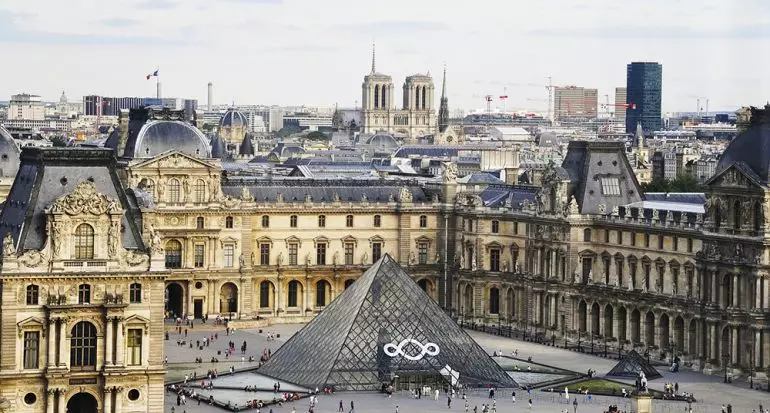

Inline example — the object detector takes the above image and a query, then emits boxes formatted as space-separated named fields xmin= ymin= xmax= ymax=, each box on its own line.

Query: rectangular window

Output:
xmin=418 ymin=242 xmax=428 ymax=265
xmin=346 ymin=215 xmax=354 ymax=227
xmin=194 ymin=244 xmax=205 ymax=268
xmin=491 ymin=220 xmax=499 ymax=234
xmin=644 ymin=233 xmax=650 ymax=248
xmin=373 ymin=215 xmax=381 ymax=227
xmin=344 ymin=242 xmax=354 ymax=265
xmin=372 ymin=242 xmax=382 ymax=263
xmin=318 ymin=215 xmax=326 ymax=227
xmin=658 ymin=235 xmax=664 ymax=250
xmin=514 ymin=222 xmax=519 ymax=234
xmin=687 ymin=238 xmax=693 ymax=253
xmin=223 ymin=244 xmax=234 ymax=267
xmin=673 ymin=236 xmax=678 ymax=251
xmin=490 ymin=249 xmax=500 ymax=272
xmin=23 ymin=331 xmax=39 ymax=369
xmin=617 ymin=231 xmax=623 ymax=245
xmin=316 ymin=243 xmax=327 ymax=265
xmin=129 ymin=283 xmax=142 ymax=304
xmin=420 ymin=215 xmax=428 ymax=228
xmin=127 ymin=329 xmax=142 ymax=366
xmin=631 ymin=232 xmax=637 ymax=246
xmin=78 ymin=284 xmax=91 ymax=304
xmin=260 ymin=244 xmax=270 ymax=266
xmin=288 ymin=243 xmax=298 ymax=266
xmin=290 ymin=215 xmax=298 ymax=228
xmin=604 ymin=229 xmax=610 ymax=243
xmin=600 ymin=177 xmax=621 ymax=196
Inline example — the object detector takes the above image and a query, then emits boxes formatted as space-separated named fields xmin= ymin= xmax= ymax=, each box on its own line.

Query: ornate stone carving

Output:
xmin=51 ymin=221 xmax=65 ymax=258
xmin=276 ymin=192 xmax=284 ymax=203
xmin=568 ymin=195 xmax=579 ymax=215
xmin=2 ymin=232 xmax=15 ymax=257
xmin=443 ymin=162 xmax=458 ymax=183
xmin=362 ymin=251 xmax=369 ymax=265
xmin=18 ymin=250 xmax=45 ymax=268
xmin=240 ymin=187 xmax=254 ymax=202
xmin=221 ymin=196 xmax=241 ymax=209
xmin=208 ymin=178 xmax=220 ymax=201
xmin=277 ymin=252 xmax=284 ymax=266
xmin=121 ymin=250 xmax=149 ymax=267
xmin=333 ymin=192 xmax=340 ymax=202
xmin=148 ymin=224 xmax=163 ymax=255
xmin=399 ymin=187 xmax=413 ymax=203
xmin=108 ymin=219 xmax=120 ymax=258
xmin=49 ymin=181 xmax=119 ymax=215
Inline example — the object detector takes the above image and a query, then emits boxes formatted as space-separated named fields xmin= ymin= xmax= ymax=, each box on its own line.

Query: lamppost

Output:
xmin=722 ymin=353 xmax=730 ymax=383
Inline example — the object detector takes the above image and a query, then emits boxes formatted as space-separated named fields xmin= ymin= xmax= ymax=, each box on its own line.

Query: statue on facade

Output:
xmin=2 ymin=232 xmax=15 ymax=257
xmin=435 ymin=252 xmax=441 ymax=265
xmin=503 ymin=259 xmax=509 ymax=273
xmin=157 ymin=181 xmax=165 ymax=199
xmin=108 ymin=219 xmax=120 ymax=257
xmin=515 ymin=261 xmax=521 ymax=273
xmin=238 ymin=253 xmax=245 ymax=269
xmin=362 ymin=251 xmax=369 ymax=265
xmin=305 ymin=252 xmax=311 ymax=266
xmin=443 ymin=162 xmax=458 ymax=183
xmin=333 ymin=251 xmax=339 ymax=266
xmin=471 ymin=253 xmax=478 ymax=271
xmin=672 ymin=283 xmax=677 ymax=296
xmin=409 ymin=252 xmax=416 ymax=266
xmin=460 ymin=252 xmax=466 ymax=269
xmin=399 ymin=187 xmax=413 ymax=203
xmin=611 ymin=272 xmax=619 ymax=287
xmin=573 ymin=271 xmax=581 ymax=284
xmin=277 ymin=252 xmax=284 ymax=266
xmin=588 ymin=269 xmax=594 ymax=283
xmin=627 ymin=276 xmax=634 ymax=291
xmin=209 ymin=178 xmax=220 ymax=201
xmin=149 ymin=224 xmax=162 ymax=254
xmin=183 ymin=179 xmax=190 ymax=198
xmin=52 ymin=222 xmax=64 ymax=258
xmin=654 ymin=279 xmax=661 ymax=293
xmin=251 ymin=251 xmax=257 ymax=267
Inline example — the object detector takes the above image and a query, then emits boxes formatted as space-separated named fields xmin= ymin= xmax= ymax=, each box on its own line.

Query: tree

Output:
xmin=304 ymin=131 xmax=329 ymax=141
xmin=51 ymin=136 xmax=68 ymax=147
xmin=641 ymin=175 xmax=704 ymax=193
xmin=274 ymin=125 xmax=302 ymax=138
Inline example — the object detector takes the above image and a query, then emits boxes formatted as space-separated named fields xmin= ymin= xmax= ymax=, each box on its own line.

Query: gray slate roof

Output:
xmin=0 ymin=147 xmax=145 ymax=254
xmin=714 ymin=107 xmax=770 ymax=184
xmin=221 ymin=178 xmax=428 ymax=203
xmin=0 ymin=126 xmax=21 ymax=178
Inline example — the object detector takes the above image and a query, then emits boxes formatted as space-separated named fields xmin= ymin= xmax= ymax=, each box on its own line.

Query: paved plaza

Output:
xmin=163 ymin=322 xmax=769 ymax=413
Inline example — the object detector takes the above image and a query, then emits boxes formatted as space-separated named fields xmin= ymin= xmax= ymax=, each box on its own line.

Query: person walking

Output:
xmin=350 ymin=400 xmax=355 ymax=413
xmin=528 ymin=398 xmax=532 ymax=409
xmin=448 ymin=395 xmax=452 ymax=408
xmin=339 ymin=400 xmax=344 ymax=412
xmin=512 ymin=390 xmax=516 ymax=403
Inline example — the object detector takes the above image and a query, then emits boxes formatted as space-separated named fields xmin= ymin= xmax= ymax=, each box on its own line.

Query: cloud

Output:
xmin=337 ymin=20 xmax=449 ymax=34
xmin=134 ymin=0 xmax=178 ymax=8
xmin=527 ymin=24 xmax=770 ymax=40
xmin=101 ymin=18 xmax=139 ymax=28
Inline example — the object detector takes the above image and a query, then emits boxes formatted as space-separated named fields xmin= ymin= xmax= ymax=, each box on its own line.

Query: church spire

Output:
xmin=438 ymin=64 xmax=449 ymax=133
xmin=371 ymin=41 xmax=376 ymax=73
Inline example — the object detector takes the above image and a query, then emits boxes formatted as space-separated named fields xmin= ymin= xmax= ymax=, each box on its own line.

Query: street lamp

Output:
xmin=722 ymin=353 xmax=730 ymax=383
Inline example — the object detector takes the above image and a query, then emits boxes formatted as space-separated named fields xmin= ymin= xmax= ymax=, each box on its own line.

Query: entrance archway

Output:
xmin=630 ymin=309 xmax=640 ymax=343
xmin=688 ymin=319 xmax=697 ymax=355
xmin=590 ymin=303 xmax=600 ymax=336
xmin=463 ymin=285 xmax=473 ymax=314
xmin=165 ymin=283 xmax=184 ymax=317
xmin=604 ymin=305 xmax=614 ymax=339
xmin=645 ymin=311 xmax=656 ymax=346
xmin=617 ymin=307 xmax=627 ymax=342
xmin=220 ymin=282 xmax=238 ymax=314
xmin=660 ymin=314 xmax=670 ymax=349
xmin=67 ymin=392 xmax=98 ymax=413
xmin=578 ymin=300 xmax=587 ymax=332
xmin=674 ymin=316 xmax=685 ymax=353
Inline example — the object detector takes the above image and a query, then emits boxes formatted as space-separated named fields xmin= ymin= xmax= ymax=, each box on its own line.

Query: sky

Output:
xmin=0 ymin=0 xmax=769 ymax=114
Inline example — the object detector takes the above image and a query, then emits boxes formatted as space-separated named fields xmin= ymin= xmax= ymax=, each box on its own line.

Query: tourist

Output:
xmin=435 ymin=389 xmax=440 ymax=400
xmin=448 ymin=395 xmax=452 ymax=408
xmin=350 ymin=400 xmax=355 ymax=413
xmin=339 ymin=400 xmax=344 ymax=412
xmin=465 ymin=399 xmax=469 ymax=412
xmin=528 ymin=399 xmax=532 ymax=409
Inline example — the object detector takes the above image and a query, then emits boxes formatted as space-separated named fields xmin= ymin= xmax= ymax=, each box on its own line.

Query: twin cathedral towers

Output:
xmin=360 ymin=45 xmax=449 ymax=141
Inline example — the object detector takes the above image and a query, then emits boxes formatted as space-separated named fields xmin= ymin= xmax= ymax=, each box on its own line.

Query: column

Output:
xmin=105 ymin=316 xmax=113 ymax=365
xmin=114 ymin=388 xmax=123 ymax=413
xmin=276 ymin=277 xmax=283 ymax=313
xmin=711 ymin=270 xmax=718 ymax=303
xmin=58 ymin=318 xmax=67 ymax=367
xmin=755 ymin=330 xmax=762 ymax=370
xmin=709 ymin=323 xmax=717 ymax=362
xmin=733 ymin=274 xmax=739 ymax=308
xmin=56 ymin=389 xmax=66 ymax=413
xmin=103 ymin=387 xmax=113 ymax=413
xmin=757 ymin=277 xmax=762 ymax=309
xmin=115 ymin=318 xmax=124 ymax=366
xmin=732 ymin=326 xmax=738 ymax=365
xmin=304 ymin=276 xmax=310 ymax=312
xmin=46 ymin=389 xmax=55 ymax=413
xmin=47 ymin=318 xmax=57 ymax=367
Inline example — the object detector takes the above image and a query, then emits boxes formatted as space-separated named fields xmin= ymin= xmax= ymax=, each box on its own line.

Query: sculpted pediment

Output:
xmin=131 ymin=151 xmax=220 ymax=172
xmin=48 ymin=181 xmax=121 ymax=216
xmin=708 ymin=164 xmax=761 ymax=190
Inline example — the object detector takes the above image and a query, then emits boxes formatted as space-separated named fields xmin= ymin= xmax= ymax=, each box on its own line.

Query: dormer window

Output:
xmin=74 ymin=224 xmax=94 ymax=259
xmin=600 ymin=177 xmax=621 ymax=196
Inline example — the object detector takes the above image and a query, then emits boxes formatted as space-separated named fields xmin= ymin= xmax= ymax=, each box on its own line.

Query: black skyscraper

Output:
xmin=625 ymin=62 xmax=662 ymax=134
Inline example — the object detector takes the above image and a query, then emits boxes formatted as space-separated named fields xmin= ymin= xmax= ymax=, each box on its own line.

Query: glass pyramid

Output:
xmin=258 ymin=254 xmax=517 ymax=391
xmin=606 ymin=350 xmax=662 ymax=380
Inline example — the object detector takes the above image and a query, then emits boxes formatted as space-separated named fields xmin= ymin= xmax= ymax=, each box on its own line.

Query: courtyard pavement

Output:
xmin=163 ymin=322 xmax=769 ymax=413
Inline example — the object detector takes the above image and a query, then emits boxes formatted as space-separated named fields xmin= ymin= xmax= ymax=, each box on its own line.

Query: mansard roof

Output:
xmin=220 ymin=178 xmax=429 ymax=203
xmin=0 ymin=147 xmax=145 ymax=254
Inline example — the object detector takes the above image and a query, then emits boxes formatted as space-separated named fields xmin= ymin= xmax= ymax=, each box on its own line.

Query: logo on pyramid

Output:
xmin=258 ymin=254 xmax=516 ymax=390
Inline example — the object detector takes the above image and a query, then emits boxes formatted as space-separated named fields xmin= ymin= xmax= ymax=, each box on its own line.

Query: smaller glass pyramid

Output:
xmin=258 ymin=255 xmax=517 ymax=390
xmin=606 ymin=350 xmax=662 ymax=380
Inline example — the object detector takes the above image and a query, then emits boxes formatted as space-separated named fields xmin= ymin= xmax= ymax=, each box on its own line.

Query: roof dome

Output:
xmin=133 ymin=121 xmax=211 ymax=158
xmin=365 ymin=133 xmax=398 ymax=148
xmin=0 ymin=126 xmax=20 ymax=178
xmin=220 ymin=108 xmax=249 ymax=128
xmin=210 ymin=136 xmax=227 ymax=159
xmin=716 ymin=105 xmax=770 ymax=183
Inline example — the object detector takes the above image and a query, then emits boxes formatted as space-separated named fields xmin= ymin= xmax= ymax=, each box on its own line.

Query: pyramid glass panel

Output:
xmin=258 ymin=255 xmax=516 ymax=390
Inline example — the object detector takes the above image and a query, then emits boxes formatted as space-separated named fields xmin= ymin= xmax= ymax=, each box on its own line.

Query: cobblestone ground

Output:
xmin=163 ymin=322 xmax=768 ymax=413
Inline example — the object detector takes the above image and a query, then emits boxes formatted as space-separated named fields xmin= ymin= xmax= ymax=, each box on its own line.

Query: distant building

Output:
xmin=614 ymin=87 xmax=627 ymax=121
xmin=695 ymin=155 xmax=719 ymax=182
xmin=8 ymin=93 xmax=45 ymax=121
xmin=652 ymin=150 xmax=677 ymax=181
xmin=625 ymin=62 xmax=662 ymax=134
xmin=553 ymin=86 xmax=598 ymax=121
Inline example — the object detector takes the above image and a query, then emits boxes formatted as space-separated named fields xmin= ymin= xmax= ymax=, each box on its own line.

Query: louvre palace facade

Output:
xmin=1 ymin=105 xmax=770 ymax=411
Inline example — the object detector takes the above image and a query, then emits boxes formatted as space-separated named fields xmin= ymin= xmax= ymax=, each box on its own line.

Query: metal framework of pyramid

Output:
xmin=258 ymin=255 xmax=517 ymax=391
xmin=606 ymin=350 xmax=662 ymax=380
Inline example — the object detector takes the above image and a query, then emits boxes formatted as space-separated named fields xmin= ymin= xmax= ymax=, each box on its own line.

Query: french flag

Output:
xmin=146 ymin=69 xmax=159 ymax=80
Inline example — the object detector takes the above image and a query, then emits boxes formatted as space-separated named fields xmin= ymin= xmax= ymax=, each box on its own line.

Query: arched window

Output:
xmin=583 ymin=228 xmax=592 ymax=242
xmin=316 ymin=280 xmax=329 ymax=307
xmin=26 ymin=284 xmax=39 ymax=305
xmin=165 ymin=240 xmax=182 ymax=269
xmin=421 ymin=85 xmax=427 ymax=110
xmin=734 ymin=200 xmax=742 ymax=230
xmin=380 ymin=84 xmax=386 ymax=108
xmin=196 ymin=217 xmax=204 ymax=229
xmin=78 ymin=284 xmax=91 ymax=304
xmin=373 ymin=215 xmax=381 ymax=227
xmin=225 ymin=216 xmax=234 ymax=229
xmin=374 ymin=85 xmax=380 ymax=109
xmin=194 ymin=179 xmax=206 ymax=203
xmin=288 ymin=280 xmax=299 ymax=307
xmin=70 ymin=321 xmax=97 ymax=370
xmin=74 ymin=224 xmax=94 ymax=259
xmin=489 ymin=287 xmax=500 ymax=314
xmin=129 ymin=282 xmax=142 ymax=303
xmin=168 ymin=179 xmax=180 ymax=203
xmin=261 ymin=215 xmax=270 ymax=228
xmin=415 ymin=86 xmax=421 ymax=110
xmin=259 ymin=281 xmax=271 ymax=308
xmin=714 ymin=207 xmax=722 ymax=231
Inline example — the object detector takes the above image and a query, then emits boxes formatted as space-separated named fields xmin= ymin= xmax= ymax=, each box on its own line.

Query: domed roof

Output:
xmin=133 ymin=121 xmax=211 ymax=159
xmin=365 ymin=133 xmax=398 ymax=148
xmin=0 ymin=126 xmax=20 ymax=178
xmin=716 ymin=105 xmax=770 ymax=183
xmin=220 ymin=108 xmax=249 ymax=128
